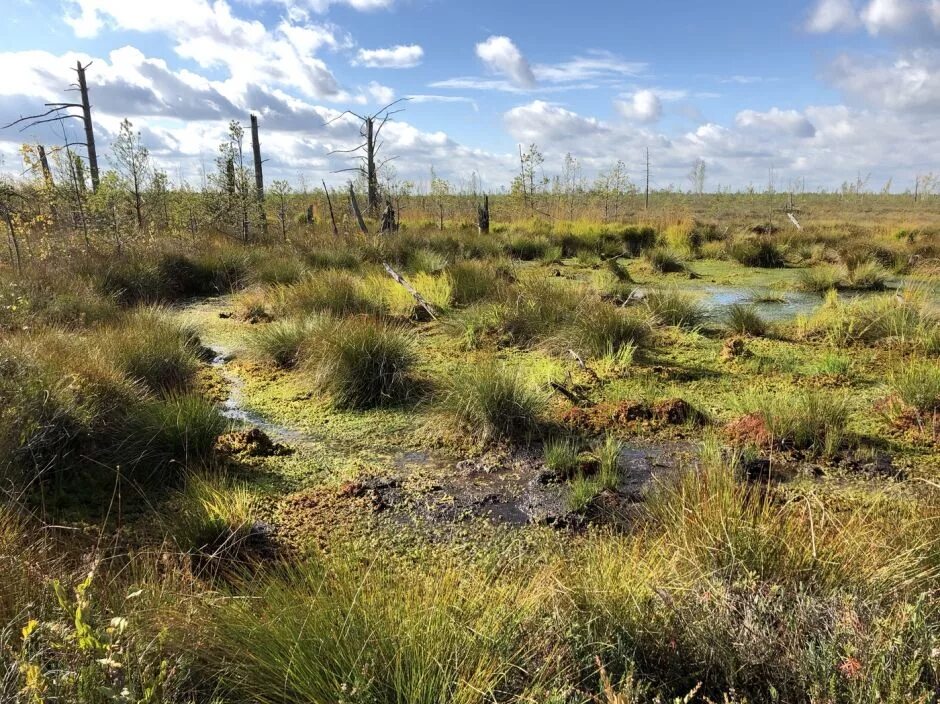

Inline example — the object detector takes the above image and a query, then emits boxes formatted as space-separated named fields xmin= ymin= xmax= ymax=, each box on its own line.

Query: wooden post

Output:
xmin=645 ymin=147 xmax=650 ymax=210
xmin=439 ymin=202 xmax=444 ymax=231
xmin=323 ymin=181 xmax=338 ymax=235
xmin=305 ymin=205 xmax=314 ymax=225
xmin=349 ymin=182 xmax=368 ymax=234
xmin=75 ymin=61 xmax=99 ymax=193
xmin=250 ymin=114 xmax=267 ymax=235
xmin=365 ymin=117 xmax=379 ymax=216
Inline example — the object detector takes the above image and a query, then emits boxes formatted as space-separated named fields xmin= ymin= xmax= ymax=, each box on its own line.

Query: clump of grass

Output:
xmin=444 ymin=362 xmax=545 ymax=440
xmin=738 ymin=389 xmax=852 ymax=457
xmin=506 ymin=234 xmax=550 ymax=261
xmin=814 ymin=351 xmax=852 ymax=376
xmin=595 ymin=433 xmax=622 ymax=490
xmin=248 ymin=318 xmax=314 ymax=367
xmin=544 ymin=437 xmax=580 ymax=477
xmin=844 ymin=258 xmax=888 ymax=291
xmin=644 ymin=247 xmax=686 ymax=273
xmin=801 ymin=289 xmax=939 ymax=350
xmin=447 ymin=260 xmax=506 ymax=305
xmin=794 ymin=266 xmax=842 ymax=293
xmin=643 ymin=289 xmax=706 ymax=329
xmin=563 ymin=304 xmax=652 ymax=357
xmin=727 ymin=236 xmax=785 ymax=268
xmin=126 ymin=393 xmax=229 ymax=469
xmin=203 ymin=551 xmax=536 ymax=704
xmin=406 ymin=248 xmax=448 ymax=274
xmin=724 ymin=303 xmax=767 ymax=336
xmin=173 ymin=473 xmax=257 ymax=558
xmin=274 ymin=270 xmax=377 ymax=317
xmin=101 ymin=307 xmax=204 ymax=394
xmin=605 ymin=258 xmax=634 ymax=284
xmin=568 ymin=473 xmax=601 ymax=513
xmin=889 ymin=362 xmax=940 ymax=414
xmin=303 ymin=316 xmax=417 ymax=409
xmin=495 ymin=277 xmax=582 ymax=347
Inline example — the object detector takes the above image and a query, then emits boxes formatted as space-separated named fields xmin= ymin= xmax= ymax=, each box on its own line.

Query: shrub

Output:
xmin=248 ymin=318 xmax=315 ymax=367
xmin=620 ymin=226 xmax=657 ymax=256
xmin=644 ymin=247 xmax=685 ymax=273
xmin=303 ymin=316 xmax=417 ymax=409
xmin=724 ymin=303 xmax=767 ymax=336
xmin=643 ymin=289 xmax=706 ymax=329
xmin=544 ymin=437 xmax=580 ymax=477
xmin=444 ymin=362 xmax=545 ymax=440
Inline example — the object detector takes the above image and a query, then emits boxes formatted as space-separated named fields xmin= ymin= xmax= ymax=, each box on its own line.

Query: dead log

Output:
xmin=349 ymin=183 xmax=368 ymax=234
xmin=382 ymin=262 xmax=437 ymax=319
xmin=75 ymin=61 xmax=100 ymax=193
xmin=787 ymin=212 xmax=803 ymax=231
xmin=380 ymin=198 xmax=396 ymax=233
xmin=250 ymin=114 xmax=267 ymax=234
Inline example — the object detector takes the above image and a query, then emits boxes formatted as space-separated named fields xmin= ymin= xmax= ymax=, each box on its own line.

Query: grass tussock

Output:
xmin=644 ymin=247 xmax=686 ymax=274
xmin=724 ymin=303 xmax=767 ymax=336
xmin=643 ymin=288 xmax=706 ymax=329
xmin=444 ymin=362 xmax=546 ymax=440
xmin=737 ymin=389 xmax=852 ymax=457
xmin=563 ymin=304 xmax=653 ymax=358
xmin=303 ymin=316 xmax=418 ymax=409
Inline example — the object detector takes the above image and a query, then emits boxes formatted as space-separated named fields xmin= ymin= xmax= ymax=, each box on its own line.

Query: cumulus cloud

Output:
xmin=807 ymin=0 xmax=859 ymax=32
xmin=861 ymin=0 xmax=921 ymax=33
xmin=615 ymin=90 xmax=662 ymax=123
xmin=475 ymin=36 xmax=536 ymax=89
xmin=504 ymin=100 xmax=605 ymax=143
xmin=827 ymin=50 xmax=940 ymax=111
xmin=354 ymin=44 xmax=423 ymax=68
xmin=735 ymin=107 xmax=817 ymax=138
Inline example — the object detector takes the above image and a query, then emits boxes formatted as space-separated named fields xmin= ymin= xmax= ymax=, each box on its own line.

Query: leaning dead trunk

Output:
xmin=75 ymin=61 xmax=100 ymax=193
xmin=477 ymin=194 xmax=490 ymax=234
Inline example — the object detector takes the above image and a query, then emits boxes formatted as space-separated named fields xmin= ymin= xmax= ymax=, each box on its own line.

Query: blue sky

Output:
xmin=2 ymin=0 xmax=939 ymax=191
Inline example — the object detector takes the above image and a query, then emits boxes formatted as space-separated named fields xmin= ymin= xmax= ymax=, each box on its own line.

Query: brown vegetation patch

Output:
xmin=215 ymin=428 xmax=292 ymax=458
xmin=720 ymin=336 xmax=751 ymax=362
xmin=559 ymin=398 xmax=704 ymax=432
xmin=724 ymin=412 xmax=772 ymax=448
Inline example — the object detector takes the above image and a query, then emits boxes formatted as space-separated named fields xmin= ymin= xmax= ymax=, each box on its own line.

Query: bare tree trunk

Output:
xmin=365 ymin=117 xmax=379 ymax=216
xmin=75 ymin=61 xmax=100 ymax=193
xmin=250 ymin=114 xmax=267 ymax=235
xmin=38 ymin=146 xmax=54 ymax=187
xmin=349 ymin=183 xmax=368 ymax=234
xmin=645 ymin=148 xmax=650 ymax=210
xmin=477 ymin=194 xmax=490 ymax=234
xmin=323 ymin=180 xmax=338 ymax=235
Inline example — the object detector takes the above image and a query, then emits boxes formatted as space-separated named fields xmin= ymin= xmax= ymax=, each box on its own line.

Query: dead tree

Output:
xmin=322 ymin=180 xmax=338 ymax=235
xmin=38 ymin=146 xmax=54 ymax=187
xmin=326 ymin=99 xmax=409 ymax=217
xmin=380 ymin=198 xmax=396 ymax=233
xmin=477 ymin=194 xmax=490 ymax=234
xmin=250 ymin=114 xmax=267 ymax=234
xmin=2 ymin=61 xmax=100 ymax=192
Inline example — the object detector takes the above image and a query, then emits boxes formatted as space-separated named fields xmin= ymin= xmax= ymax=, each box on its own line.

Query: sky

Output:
xmin=0 ymin=0 xmax=938 ymax=193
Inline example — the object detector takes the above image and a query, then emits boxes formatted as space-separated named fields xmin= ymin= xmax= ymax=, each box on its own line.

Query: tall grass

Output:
xmin=303 ymin=316 xmax=418 ymax=409
xmin=248 ymin=317 xmax=315 ymax=367
xmin=643 ymin=289 xmax=706 ymax=329
xmin=444 ymin=362 xmax=546 ymax=440
xmin=724 ymin=303 xmax=767 ymax=336
xmin=889 ymin=361 xmax=940 ymax=413
xmin=736 ymin=389 xmax=852 ymax=457
xmin=563 ymin=304 xmax=652 ymax=357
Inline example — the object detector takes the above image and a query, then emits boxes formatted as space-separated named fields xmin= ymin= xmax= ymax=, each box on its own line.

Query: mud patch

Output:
xmin=216 ymin=428 xmax=293 ymax=458
xmin=559 ymin=398 xmax=706 ymax=432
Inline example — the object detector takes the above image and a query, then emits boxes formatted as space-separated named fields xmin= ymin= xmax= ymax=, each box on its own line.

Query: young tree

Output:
xmin=269 ymin=179 xmax=292 ymax=241
xmin=688 ymin=158 xmax=706 ymax=195
xmin=594 ymin=160 xmax=633 ymax=221
xmin=111 ymin=119 xmax=151 ymax=229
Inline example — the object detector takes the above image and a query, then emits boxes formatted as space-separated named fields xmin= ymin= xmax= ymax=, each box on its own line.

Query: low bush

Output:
xmin=727 ymin=236 xmax=786 ymax=268
xmin=644 ymin=247 xmax=686 ymax=273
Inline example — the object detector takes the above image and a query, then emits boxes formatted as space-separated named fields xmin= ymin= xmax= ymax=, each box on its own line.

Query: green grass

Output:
xmin=795 ymin=265 xmax=842 ymax=293
xmin=727 ymin=236 xmax=786 ymax=268
xmin=724 ymin=303 xmax=767 ymax=336
xmin=173 ymin=473 xmax=258 ymax=559
xmin=444 ymin=362 xmax=546 ymax=440
xmin=737 ymin=389 xmax=852 ymax=457
xmin=248 ymin=317 xmax=315 ymax=367
xmin=889 ymin=361 xmax=940 ymax=413
xmin=544 ymin=437 xmax=580 ymax=477
xmin=563 ymin=303 xmax=652 ymax=357
xmin=303 ymin=316 xmax=418 ymax=409
xmin=644 ymin=247 xmax=686 ymax=274
xmin=643 ymin=289 xmax=706 ymax=329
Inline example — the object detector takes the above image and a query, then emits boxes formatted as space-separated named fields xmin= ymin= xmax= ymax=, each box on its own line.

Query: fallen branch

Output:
xmin=787 ymin=212 xmax=803 ymax=231
xmin=382 ymin=262 xmax=437 ymax=320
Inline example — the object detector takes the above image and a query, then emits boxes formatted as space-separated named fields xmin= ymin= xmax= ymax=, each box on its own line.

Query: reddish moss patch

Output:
xmin=724 ymin=412 xmax=772 ymax=448
xmin=215 ymin=428 xmax=292 ymax=458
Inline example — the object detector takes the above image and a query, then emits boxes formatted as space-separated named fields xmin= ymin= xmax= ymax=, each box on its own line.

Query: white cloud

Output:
xmin=827 ymin=50 xmax=940 ymax=111
xmin=615 ymin=90 xmax=662 ymax=123
xmin=533 ymin=51 xmax=646 ymax=83
xmin=365 ymin=81 xmax=395 ymax=105
xmin=475 ymin=36 xmax=536 ymax=89
xmin=807 ymin=0 xmax=859 ymax=32
xmin=354 ymin=44 xmax=423 ymax=68
xmin=861 ymin=0 xmax=920 ymax=33
xmin=735 ymin=107 xmax=817 ymax=138
xmin=504 ymin=100 xmax=605 ymax=143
